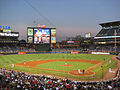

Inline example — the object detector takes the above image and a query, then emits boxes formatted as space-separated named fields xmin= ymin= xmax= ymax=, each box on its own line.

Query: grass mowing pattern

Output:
xmin=0 ymin=54 xmax=117 ymax=80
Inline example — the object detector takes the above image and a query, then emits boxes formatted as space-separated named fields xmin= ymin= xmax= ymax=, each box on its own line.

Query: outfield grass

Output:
xmin=0 ymin=54 xmax=117 ymax=80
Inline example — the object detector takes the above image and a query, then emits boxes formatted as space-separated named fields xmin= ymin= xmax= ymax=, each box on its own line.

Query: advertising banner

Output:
xmin=18 ymin=52 xmax=26 ymax=55
xmin=91 ymin=52 xmax=110 ymax=55
xmin=28 ymin=28 xmax=33 ymax=36
xmin=71 ymin=51 xmax=79 ymax=54
xmin=85 ymin=33 xmax=91 ymax=38
xmin=51 ymin=29 xmax=56 ymax=43
xmin=28 ymin=37 xmax=33 ymax=43
xmin=67 ymin=41 xmax=74 ymax=43
xmin=0 ymin=32 xmax=19 ymax=37
xmin=3 ymin=29 xmax=11 ymax=32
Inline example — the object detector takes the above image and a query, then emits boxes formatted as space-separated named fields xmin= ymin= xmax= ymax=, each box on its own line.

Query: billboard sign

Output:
xmin=0 ymin=25 xmax=10 ymax=30
xmin=51 ymin=29 xmax=56 ymax=43
xmin=3 ymin=29 xmax=11 ymax=33
xmin=71 ymin=51 xmax=78 ymax=54
xmin=28 ymin=28 xmax=33 ymax=36
xmin=0 ymin=32 xmax=19 ymax=37
xmin=67 ymin=41 xmax=74 ymax=43
xmin=18 ymin=52 xmax=26 ymax=55
xmin=85 ymin=33 xmax=91 ymax=38
xmin=28 ymin=36 xmax=33 ymax=43
xmin=91 ymin=52 xmax=110 ymax=55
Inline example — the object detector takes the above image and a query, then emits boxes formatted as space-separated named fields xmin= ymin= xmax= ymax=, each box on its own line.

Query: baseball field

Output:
xmin=0 ymin=54 xmax=117 ymax=80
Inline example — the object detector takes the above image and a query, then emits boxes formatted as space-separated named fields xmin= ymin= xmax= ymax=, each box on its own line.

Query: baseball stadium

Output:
xmin=0 ymin=21 xmax=120 ymax=89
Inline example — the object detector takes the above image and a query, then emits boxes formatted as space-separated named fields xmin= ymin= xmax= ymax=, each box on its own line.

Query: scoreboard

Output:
xmin=27 ymin=27 xmax=56 ymax=44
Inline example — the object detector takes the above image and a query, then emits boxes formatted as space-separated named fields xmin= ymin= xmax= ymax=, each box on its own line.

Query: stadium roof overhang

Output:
xmin=99 ymin=21 xmax=120 ymax=27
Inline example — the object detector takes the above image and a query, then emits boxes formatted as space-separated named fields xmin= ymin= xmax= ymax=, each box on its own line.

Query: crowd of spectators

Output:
xmin=91 ymin=45 xmax=120 ymax=52
xmin=52 ymin=48 xmax=82 ymax=52
xmin=0 ymin=68 xmax=119 ymax=90
xmin=0 ymin=45 xmax=35 ymax=53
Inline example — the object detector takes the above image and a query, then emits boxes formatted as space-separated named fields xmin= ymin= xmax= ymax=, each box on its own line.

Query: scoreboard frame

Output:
xmin=27 ymin=27 xmax=56 ymax=44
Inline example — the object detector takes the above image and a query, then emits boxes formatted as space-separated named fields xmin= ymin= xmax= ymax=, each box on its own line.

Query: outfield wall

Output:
xmin=2 ymin=51 xmax=116 ymax=55
xmin=2 ymin=51 xmax=88 ymax=55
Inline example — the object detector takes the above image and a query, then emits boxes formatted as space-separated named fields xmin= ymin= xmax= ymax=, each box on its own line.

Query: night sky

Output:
xmin=0 ymin=0 xmax=120 ymax=41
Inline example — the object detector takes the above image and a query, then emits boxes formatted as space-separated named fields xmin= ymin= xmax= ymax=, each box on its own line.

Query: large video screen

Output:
xmin=34 ymin=28 xmax=50 ymax=44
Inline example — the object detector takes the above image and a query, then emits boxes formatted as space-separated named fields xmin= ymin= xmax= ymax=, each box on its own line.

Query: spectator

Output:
xmin=0 ymin=68 xmax=119 ymax=89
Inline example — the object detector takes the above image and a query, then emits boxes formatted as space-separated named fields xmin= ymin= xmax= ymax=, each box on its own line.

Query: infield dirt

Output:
xmin=15 ymin=59 xmax=104 ymax=76
xmin=15 ymin=55 xmax=120 ymax=81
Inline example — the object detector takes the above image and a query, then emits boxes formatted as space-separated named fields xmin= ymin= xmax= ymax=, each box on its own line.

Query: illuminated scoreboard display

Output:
xmin=27 ymin=27 xmax=56 ymax=44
